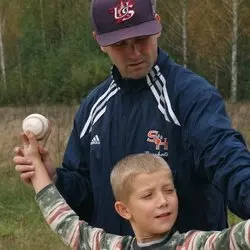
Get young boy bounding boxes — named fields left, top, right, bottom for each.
left=23, top=132, right=249, bottom=249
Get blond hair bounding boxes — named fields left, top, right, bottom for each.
left=110, top=153, right=172, bottom=202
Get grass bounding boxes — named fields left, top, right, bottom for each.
left=0, top=105, right=76, bottom=250
left=0, top=103, right=249, bottom=249
left=0, top=165, right=69, bottom=250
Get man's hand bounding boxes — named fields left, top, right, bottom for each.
left=13, top=140, right=56, bottom=184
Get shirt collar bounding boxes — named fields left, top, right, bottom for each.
left=132, top=226, right=177, bottom=250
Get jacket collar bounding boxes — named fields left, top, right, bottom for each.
left=111, top=48, right=169, bottom=94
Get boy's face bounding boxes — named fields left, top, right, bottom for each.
left=118, top=169, right=178, bottom=241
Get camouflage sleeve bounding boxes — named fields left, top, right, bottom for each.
left=35, top=184, right=131, bottom=250
left=180, top=221, right=250, bottom=249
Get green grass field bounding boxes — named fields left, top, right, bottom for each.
left=0, top=106, right=75, bottom=249
left=0, top=165, right=69, bottom=250
left=0, top=103, right=248, bottom=249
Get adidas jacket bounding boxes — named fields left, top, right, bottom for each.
left=56, top=48, right=250, bottom=235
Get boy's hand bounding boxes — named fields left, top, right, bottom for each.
left=22, top=131, right=41, bottom=161
left=20, top=131, right=53, bottom=193
left=13, top=137, right=56, bottom=185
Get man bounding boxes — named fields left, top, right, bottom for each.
left=14, top=0, right=250, bottom=235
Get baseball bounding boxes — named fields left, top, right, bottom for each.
left=22, top=114, right=50, bottom=140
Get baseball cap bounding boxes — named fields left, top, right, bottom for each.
left=91, top=0, right=162, bottom=46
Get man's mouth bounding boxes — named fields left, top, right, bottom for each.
left=129, top=61, right=144, bottom=66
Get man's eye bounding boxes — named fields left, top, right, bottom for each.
left=114, top=41, right=124, bottom=46
left=136, top=36, right=148, bottom=42
left=137, top=37, right=146, bottom=40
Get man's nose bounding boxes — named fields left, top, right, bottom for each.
left=128, top=42, right=141, bottom=57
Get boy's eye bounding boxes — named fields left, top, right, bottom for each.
left=164, top=189, right=174, bottom=194
left=142, top=193, right=152, bottom=199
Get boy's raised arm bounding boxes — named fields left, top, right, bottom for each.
left=22, top=132, right=126, bottom=250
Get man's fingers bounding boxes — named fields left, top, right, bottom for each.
left=20, top=172, right=34, bottom=183
left=38, top=146, right=51, bottom=163
left=15, top=164, right=34, bottom=173
left=13, top=156, right=31, bottom=165
left=13, top=147, right=24, bottom=157
left=38, top=145, right=48, bottom=155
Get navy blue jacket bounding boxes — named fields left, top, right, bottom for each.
left=56, top=48, right=250, bottom=235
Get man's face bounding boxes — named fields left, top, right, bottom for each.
left=125, top=169, right=178, bottom=241
left=100, top=34, right=160, bottom=79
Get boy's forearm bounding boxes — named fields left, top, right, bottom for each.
left=36, top=184, right=124, bottom=250
left=31, top=159, right=52, bottom=193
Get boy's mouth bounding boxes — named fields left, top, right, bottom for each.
left=155, top=212, right=171, bottom=218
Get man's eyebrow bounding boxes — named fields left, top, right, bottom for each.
left=136, top=35, right=148, bottom=39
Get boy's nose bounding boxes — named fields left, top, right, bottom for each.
left=157, top=193, right=168, bottom=207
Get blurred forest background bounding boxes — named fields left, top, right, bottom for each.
left=0, top=0, right=249, bottom=105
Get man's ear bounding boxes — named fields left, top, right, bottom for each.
left=93, top=31, right=106, bottom=52
left=92, top=31, right=97, bottom=40
left=114, top=201, right=131, bottom=220
left=154, top=14, right=161, bottom=38
left=155, top=13, right=161, bottom=23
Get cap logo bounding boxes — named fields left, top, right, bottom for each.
left=109, top=0, right=135, bottom=23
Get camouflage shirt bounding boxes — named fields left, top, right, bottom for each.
left=36, top=184, right=250, bottom=250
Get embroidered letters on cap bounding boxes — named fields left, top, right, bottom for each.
left=109, top=0, right=135, bottom=23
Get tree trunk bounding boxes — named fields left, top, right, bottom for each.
left=57, top=0, right=64, bottom=41
left=182, top=0, right=188, bottom=67
left=231, top=0, right=238, bottom=103
left=0, top=19, right=7, bottom=90
left=39, top=0, right=46, bottom=51
left=214, top=59, right=219, bottom=89
left=17, top=43, right=23, bottom=91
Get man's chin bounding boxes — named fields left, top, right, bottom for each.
left=126, top=69, right=150, bottom=80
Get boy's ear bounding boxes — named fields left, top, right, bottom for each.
left=114, top=201, right=131, bottom=220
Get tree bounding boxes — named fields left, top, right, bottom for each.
left=182, top=0, right=188, bottom=67
left=158, top=0, right=190, bottom=66
left=0, top=2, right=8, bottom=90
left=230, top=0, right=241, bottom=102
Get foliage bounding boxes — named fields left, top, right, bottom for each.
left=0, top=0, right=249, bottom=105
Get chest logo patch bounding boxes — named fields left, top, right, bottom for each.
left=147, top=130, right=168, bottom=150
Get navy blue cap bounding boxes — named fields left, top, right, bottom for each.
left=91, top=0, right=162, bottom=46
